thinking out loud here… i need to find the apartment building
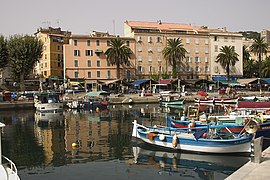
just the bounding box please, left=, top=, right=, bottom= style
left=63, top=31, right=136, bottom=91
left=124, top=20, right=244, bottom=80
left=209, top=28, right=244, bottom=79
left=124, top=20, right=211, bottom=80
left=35, top=27, right=71, bottom=79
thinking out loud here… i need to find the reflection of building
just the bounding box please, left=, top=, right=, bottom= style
left=34, top=111, right=65, bottom=165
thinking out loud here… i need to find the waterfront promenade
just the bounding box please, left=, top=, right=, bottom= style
left=226, top=146, right=270, bottom=180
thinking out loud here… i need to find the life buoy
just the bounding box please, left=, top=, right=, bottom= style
left=172, top=134, right=178, bottom=148
left=159, top=134, right=165, bottom=141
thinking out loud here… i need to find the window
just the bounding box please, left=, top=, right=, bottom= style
left=205, top=66, right=209, bottom=72
left=205, top=57, right=208, bottom=62
left=107, top=40, right=111, bottom=46
left=186, top=66, right=191, bottom=72
left=88, top=72, right=91, bottom=78
left=195, top=57, right=200, bottom=62
left=45, top=63, right=47, bottom=68
left=138, top=56, right=142, bottom=62
left=158, top=66, right=162, bottom=72
left=96, top=40, right=100, bottom=46
left=57, top=54, right=61, bottom=60
left=97, top=60, right=101, bottom=67
left=195, top=38, right=199, bottom=44
left=138, top=46, right=142, bottom=52
left=214, top=36, right=218, bottom=41
left=107, top=70, right=111, bottom=78
left=45, top=54, right=47, bottom=59
left=138, top=36, right=142, bottom=42
left=195, top=49, right=199, bottom=54
left=186, top=56, right=191, bottom=62
left=148, top=47, right=152, bottom=52
left=74, top=50, right=80, bottom=56
left=74, top=60, right=78, bottom=67
left=97, top=71, right=100, bottom=77
left=57, top=45, right=60, bottom=50
left=74, top=71, right=78, bottom=78
left=87, top=60, right=91, bottom=67
left=87, top=40, right=91, bottom=46
left=149, top=66, right=152, bottom=72
left=186, top=38, right=190, bottom=44
left=156, top=37, right=161, bottom=43
left=157, top=55, right=161, bottom=62
left=214, top=45, right=218, bottom=52
left=205, top=48, right=209, bottom=54
left=148, top=56, right=152, bottom=62
left=148, top=36, right=152, bottom=43
left=126, top=41, right=130, bottom=46
left=44, top=71, right=47, bottom=76
left=195, top=66, right=200, bottom=72
left=74, top=40, right=78, bottom=46
left=138, top=66, right=143, bottom=72
left=85, top=50, right=93, bottom=56
left=205, top=39, right=209, bottom=45
left=186, top=48, right=190, bottom=54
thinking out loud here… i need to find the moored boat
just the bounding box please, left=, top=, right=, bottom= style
left=132, top=120, right=254, bottom=154
left=0, top=123, right=20, bottom=180
left=83, top=91, right=110, bottom=110
left=34, top=92, right=64, bottom=112
left=194, top=97, right=239, bottom=104
left=159, top=92, right=185, bottom=107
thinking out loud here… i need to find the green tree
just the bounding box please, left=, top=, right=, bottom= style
left=162, top=38, right=187, bottom=78
left=261, top=56, right=270, bottom=77
left=8, top=35, right=43, bottom=91
left=250, top=36, right=268, bottom=77
left=243, top=58, right=257, bottom=78
left=0, top=35, right=9, bottom=70
left=105, top=38, right=132, bottom=79
left=216, top=46, right=239, bottom=83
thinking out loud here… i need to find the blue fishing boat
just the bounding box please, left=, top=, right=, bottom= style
left=132, top=120, right=254, bottom=154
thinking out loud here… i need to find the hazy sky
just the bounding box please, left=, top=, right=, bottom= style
left=1, top=0, right=269, bottom=36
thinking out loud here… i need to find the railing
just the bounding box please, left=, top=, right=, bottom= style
left=2, top=155, right=19, bottom=179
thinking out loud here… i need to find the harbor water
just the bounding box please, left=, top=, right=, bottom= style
left=1, top=103, right=251, bottom=180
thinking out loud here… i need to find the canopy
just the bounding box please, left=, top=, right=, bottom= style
left=131, top=79, right=158, bottom=86
left=237, top=78, right=268, bottom=85
left=195, top=79, right=215, bottom=85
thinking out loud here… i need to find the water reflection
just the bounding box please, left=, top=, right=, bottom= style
left=0, top=104, right=251, bottom=179
left=132, top=144, right=249, bottom=179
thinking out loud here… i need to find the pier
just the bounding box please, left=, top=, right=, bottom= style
left=226, top=143, right=270, bottom=179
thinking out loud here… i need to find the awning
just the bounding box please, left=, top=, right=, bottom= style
left=237, top=78, right=268, bottom=85
left=130, top=79, right=158, bottom=86
left=95, top=49, right=103, bottom=53
left=217, top=80, right=240, bottom=85
left=212, top=76, right=227, bottom=81
left=195, top=79, right=215, bottom=85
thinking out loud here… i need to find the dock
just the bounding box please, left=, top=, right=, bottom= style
left=226, top=146, right=270, bottom=180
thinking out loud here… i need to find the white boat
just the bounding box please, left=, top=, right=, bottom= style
left=34, top=92, right=64, bottom=112
left=132, top=120, right=254, bottom=154
left=0, top=123, right=20, bottom=180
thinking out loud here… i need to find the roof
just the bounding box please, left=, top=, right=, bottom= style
left=126, top=21, right=207, bottom=32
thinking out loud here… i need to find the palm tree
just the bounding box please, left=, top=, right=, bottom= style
left=243, top=58, right=257, bottom=78
left=262, top=56, right=270, bottom=77
left=162, top=38, right=187, bottom=78
left=250, top=36, right=268, bottom=77
left=105, top=38, right=132, bottom=79
left=216, top=46, right=239, bottom=83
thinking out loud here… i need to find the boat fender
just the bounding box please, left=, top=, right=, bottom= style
left=72, top=143, right=78, bottom=148
left=159, top=134, right=165, bottom=141
left=147, top=133, right=157, bottom=140
left=202, top=132, right=207, bottom=138
left=172, top=134, right=177, bottom=148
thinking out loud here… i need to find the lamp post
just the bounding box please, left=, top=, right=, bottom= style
left=259, top=78, right=262, bottom=96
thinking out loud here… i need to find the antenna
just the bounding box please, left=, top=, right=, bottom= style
left=113, top=20, right=115, bottom=35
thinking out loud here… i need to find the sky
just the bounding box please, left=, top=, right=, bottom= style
left=1, top=0, right=269, bottom=37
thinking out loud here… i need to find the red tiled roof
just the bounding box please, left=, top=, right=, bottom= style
left=126, top=21, right=207, bottom=32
